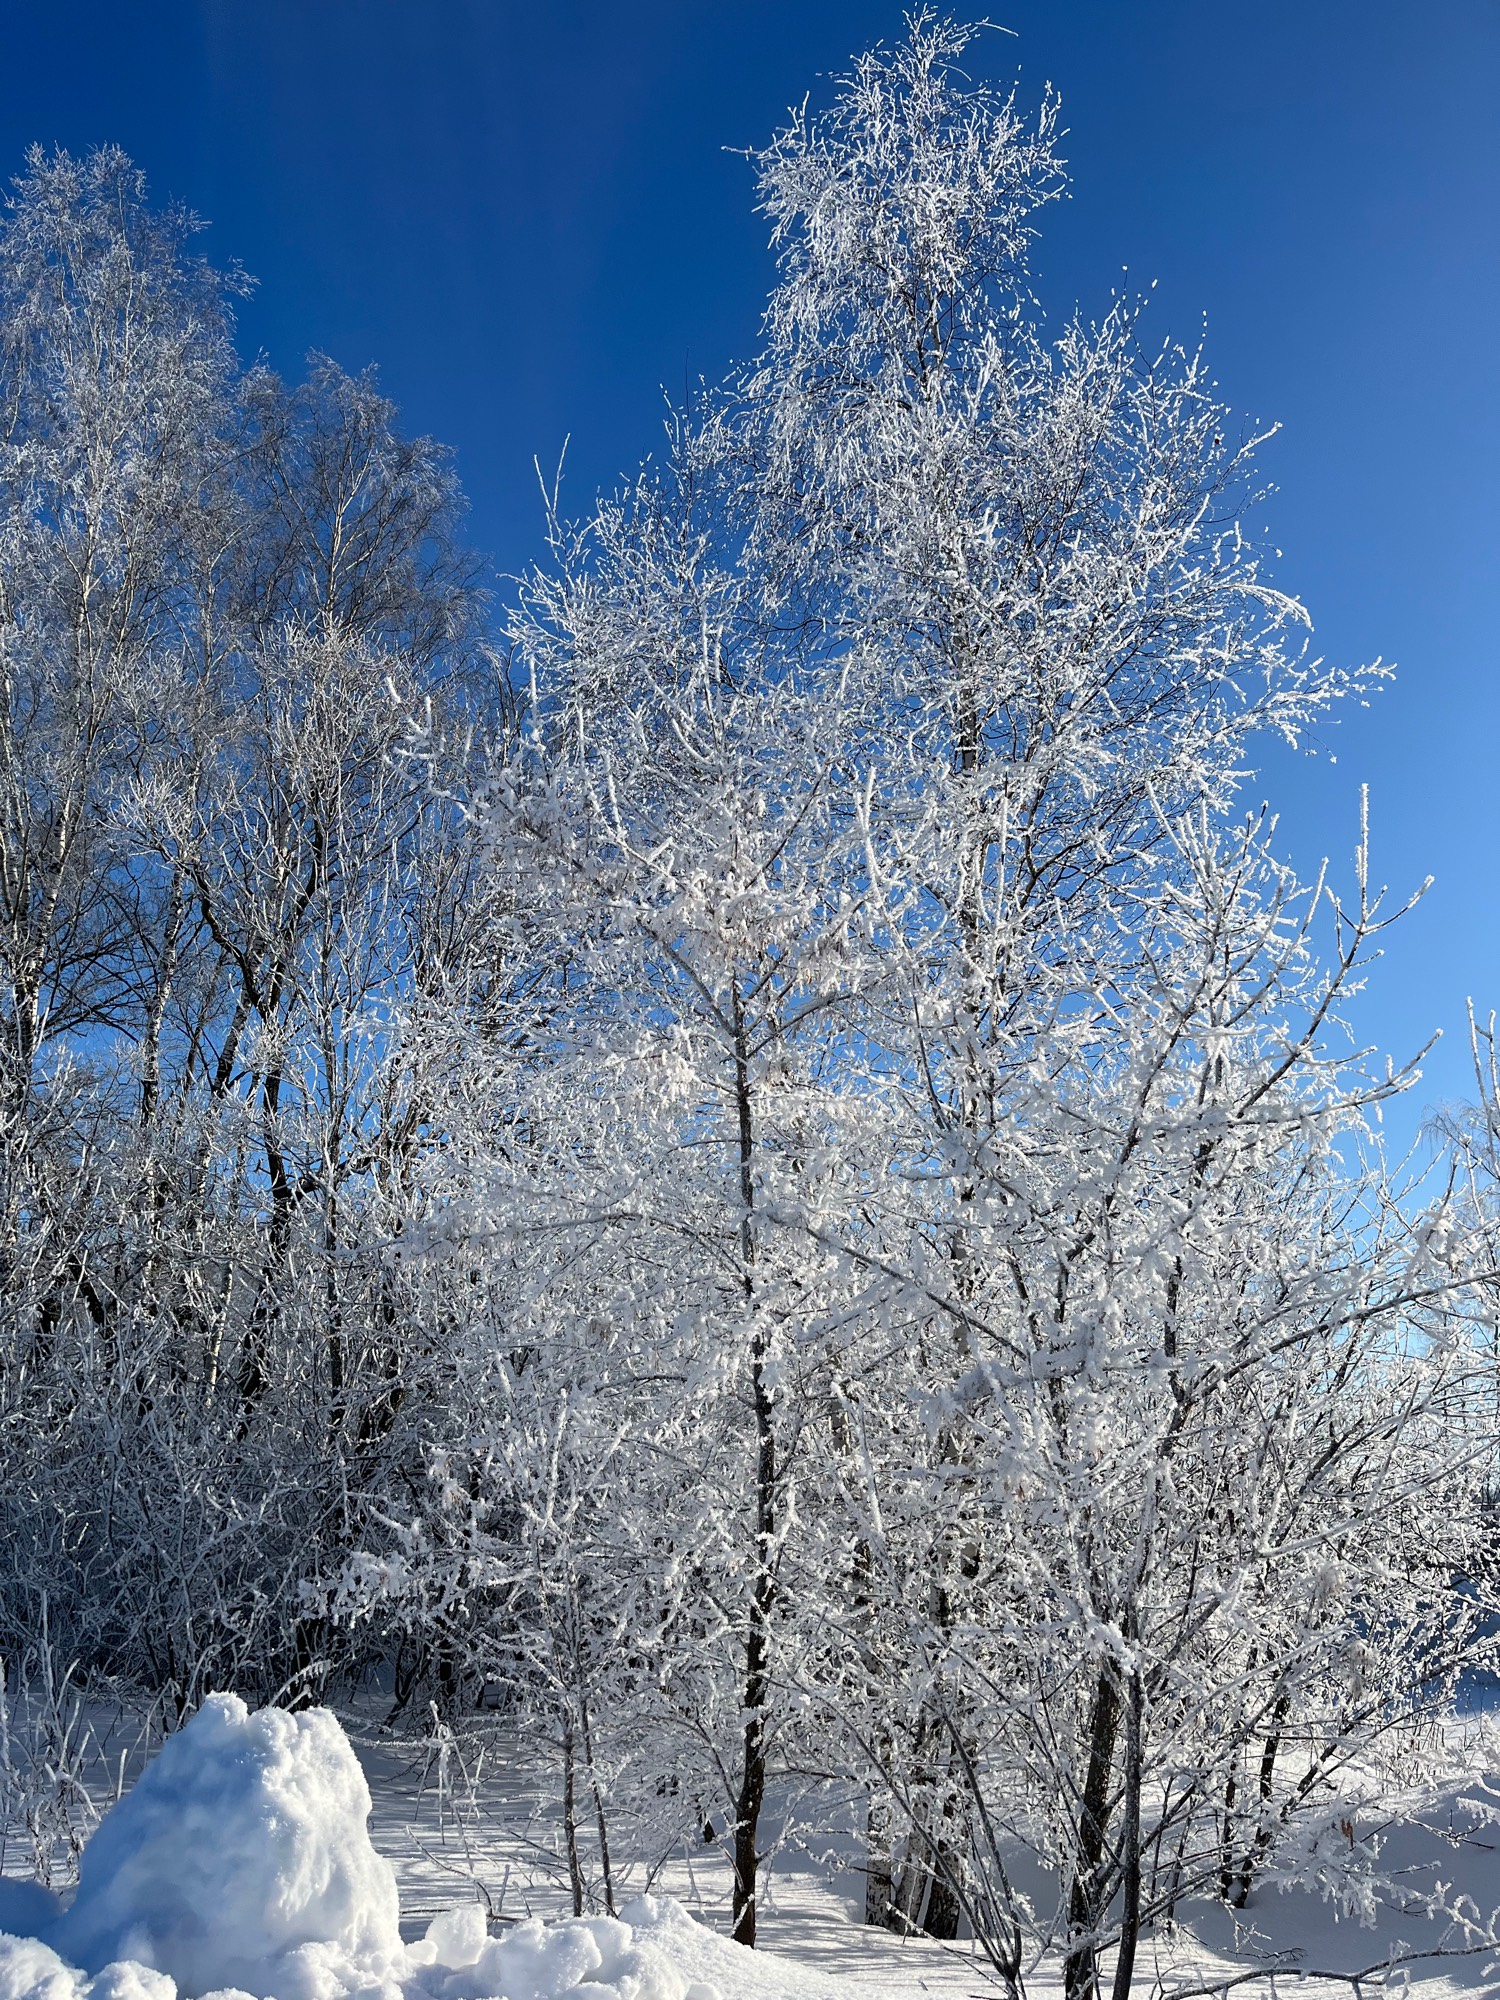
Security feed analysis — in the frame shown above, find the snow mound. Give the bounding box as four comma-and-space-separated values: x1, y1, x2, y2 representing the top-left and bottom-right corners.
50, 1693, 403, 2000
0, 1909, 723, 2000
611, 1904, 837, 2000
0, 1931, 175, 2000
407, 1897, 720, 2000
0, 1698, 730, 2000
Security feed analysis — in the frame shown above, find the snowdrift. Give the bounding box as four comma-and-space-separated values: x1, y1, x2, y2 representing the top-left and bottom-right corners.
0, 1695, 733, 2000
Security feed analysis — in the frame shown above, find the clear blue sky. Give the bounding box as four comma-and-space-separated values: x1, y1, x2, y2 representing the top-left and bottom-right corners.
2, 1, 1496, 1145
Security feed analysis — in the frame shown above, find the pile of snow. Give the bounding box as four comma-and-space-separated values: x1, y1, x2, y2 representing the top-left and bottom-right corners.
53, 1695, 403, 2000
405, 1905, 723, 2000
0, 1695, 726, 2000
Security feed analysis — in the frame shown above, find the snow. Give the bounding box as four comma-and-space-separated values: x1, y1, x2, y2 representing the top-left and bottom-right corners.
0, 1697, 769, 2000
405, 1902, 729, 2000
8, 1695, 1500, 2000
0, 1935, 174, 2000
48, 1696, 403, 2000
0, 1891, 63, 1947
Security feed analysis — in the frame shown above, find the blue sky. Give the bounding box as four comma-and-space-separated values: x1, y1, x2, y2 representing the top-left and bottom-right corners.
2, 0, 1496, 1145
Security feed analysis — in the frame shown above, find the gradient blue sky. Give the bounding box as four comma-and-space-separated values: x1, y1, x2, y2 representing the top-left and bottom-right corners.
2, 1, 1496, 1144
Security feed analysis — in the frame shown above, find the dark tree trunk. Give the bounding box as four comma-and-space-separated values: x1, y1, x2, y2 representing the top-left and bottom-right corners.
562, 1718, 584, 1916
1064, 1661, 1122, 2000
730, 994, 774, 1949
731, 1338, 775, 1946
1110, 1669, 1143, 2000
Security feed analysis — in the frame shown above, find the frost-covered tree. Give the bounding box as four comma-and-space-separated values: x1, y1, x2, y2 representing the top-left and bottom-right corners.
363, 17, 1500, 1982
809, 794, 1496, 1998
345, 423, 885, 1941
721, 17, 1463, 1965
0, 145, 244, 1109
0, 146, 501, 1709
2, 33, 1496, 2000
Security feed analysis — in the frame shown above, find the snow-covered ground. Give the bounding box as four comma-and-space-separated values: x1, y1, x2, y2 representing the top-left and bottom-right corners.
4, 1697, 1500, 2000
354, 1707, 1500, 2000
343, 1710, 986, 1998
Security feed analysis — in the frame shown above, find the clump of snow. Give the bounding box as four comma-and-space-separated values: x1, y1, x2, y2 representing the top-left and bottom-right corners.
47, 1694, 402, 2000
0, 1931, 175, 2000
0, 1698, 729, 2000
0, 1909, 725, 2000
613, 1904, 834, 2000
407, 1898, 721, 2000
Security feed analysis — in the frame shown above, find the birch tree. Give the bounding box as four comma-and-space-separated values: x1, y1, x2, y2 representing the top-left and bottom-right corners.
419, 426, 877, 1944
0, 149, 499, 1705
732, 13, 1398, 1946
816, 795, 1496, 1997
375, 25, 1497, 1981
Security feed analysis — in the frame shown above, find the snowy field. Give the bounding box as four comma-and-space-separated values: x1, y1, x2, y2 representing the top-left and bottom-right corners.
5, 1699, 1500, 2000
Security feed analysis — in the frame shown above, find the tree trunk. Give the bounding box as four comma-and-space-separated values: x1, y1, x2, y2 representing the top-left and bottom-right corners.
730, 994, 774, 1949
1110, 1668, 1143, 2000
1064, 1661, 1122, 2000
580, 1694, 615, 1916
1231, 1693, 1288, 1908
894, 1775, 963, 1941
732, 1336, 774, 1947
865, 1782, 896, 1929
562, 1718, 584, 1917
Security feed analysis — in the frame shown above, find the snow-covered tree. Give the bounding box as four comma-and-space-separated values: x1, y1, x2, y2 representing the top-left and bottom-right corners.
809, 793, 1496, 1997
717, 19, 1482, 1970
368, 19, 1499, 1982
2, 35, 1496, 2000
0, 148, 500, 1708
345, 421, 886, 1940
